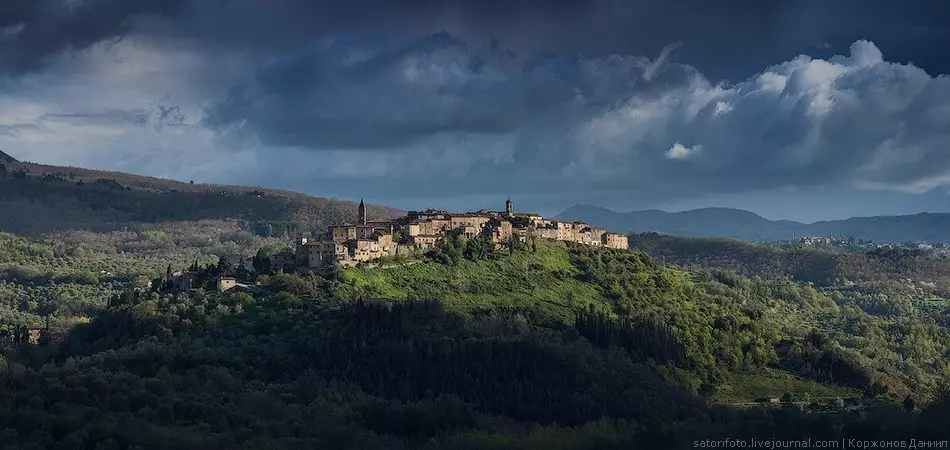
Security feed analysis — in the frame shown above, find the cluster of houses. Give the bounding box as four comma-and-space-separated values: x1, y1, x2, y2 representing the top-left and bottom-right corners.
163, 198, 630, 290
0, 324, 43, 346
296, 198, 629, 269
795, 236, 950, 256
798, 236, 834, 246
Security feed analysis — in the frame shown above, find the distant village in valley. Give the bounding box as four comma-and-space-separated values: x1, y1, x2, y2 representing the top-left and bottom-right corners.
296, 197, 628, 270
779, 235, 950, 257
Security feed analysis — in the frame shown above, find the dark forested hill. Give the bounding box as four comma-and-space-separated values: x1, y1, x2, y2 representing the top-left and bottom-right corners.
0, 156, 402, 236
2, 235, 948, 448
557, 204, 950, 243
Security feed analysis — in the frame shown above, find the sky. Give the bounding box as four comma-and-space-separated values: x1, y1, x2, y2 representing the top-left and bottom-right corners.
1, 0, 949, 223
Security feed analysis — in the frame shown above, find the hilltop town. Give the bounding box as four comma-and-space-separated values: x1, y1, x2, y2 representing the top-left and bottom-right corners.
295, 198, 629, 269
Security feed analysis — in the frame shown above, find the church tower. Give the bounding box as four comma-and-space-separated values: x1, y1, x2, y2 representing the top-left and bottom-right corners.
358, 199, 367, 225
505, 198, 513, 215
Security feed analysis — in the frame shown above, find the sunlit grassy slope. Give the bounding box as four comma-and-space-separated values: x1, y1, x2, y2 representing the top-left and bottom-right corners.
339, 243, 603, 322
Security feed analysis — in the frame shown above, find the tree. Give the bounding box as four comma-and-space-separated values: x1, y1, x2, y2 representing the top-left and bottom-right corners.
253, 248, 273, 274
698, 383, 717, 398
231, 292, 254, 306
865, 381, 889, 399
903, 395, 916, 412
274, 292, 300, 308
505, 235, 525, 254
133, 276, 152, 291
463, 236, 494, 261
781, 392, 795, 404
235, 258, 251, 280
216, 255, 233, 275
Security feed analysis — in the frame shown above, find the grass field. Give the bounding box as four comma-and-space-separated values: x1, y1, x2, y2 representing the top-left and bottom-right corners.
714, 368, 859, 403
339, 243, 604, 322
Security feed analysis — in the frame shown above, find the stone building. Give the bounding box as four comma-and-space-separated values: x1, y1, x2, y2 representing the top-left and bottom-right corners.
407, 218, 452, 237
169, 271, 198, 290
0, 325, 43, 346
602, 232, 629, 250
487, 217, 513, 243
270, 249, 297, 272
218, 277, 237, 292
299, 204, 399, 268
408, 234, 442, 249
327, 223, 391, 242
535, 224, 560, 240
295, 197, 630, 270
25, 326, 42, 345
449, 214, 492, 231
406, 209, 452, 221
348, 233, 397, 264
576, 226, 606, 247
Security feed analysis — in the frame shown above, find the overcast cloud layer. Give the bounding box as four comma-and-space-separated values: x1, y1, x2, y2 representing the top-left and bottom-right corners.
1, 0, 949, 220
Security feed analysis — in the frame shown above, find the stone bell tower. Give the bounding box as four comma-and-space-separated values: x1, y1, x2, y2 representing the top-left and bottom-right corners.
358, 199, 367, 225
505, 198, 513, 215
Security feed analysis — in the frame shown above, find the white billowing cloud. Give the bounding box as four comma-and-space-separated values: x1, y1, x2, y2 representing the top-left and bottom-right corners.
713, 101, 732, 115
665, 143, 701, 160
844, 39, 884, 68
574, 40, 950, 194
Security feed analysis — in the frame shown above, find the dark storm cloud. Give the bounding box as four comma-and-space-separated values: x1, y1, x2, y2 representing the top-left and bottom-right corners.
0, 0, 187, 74
174, 0, 949, 79
4, 0, 950, 216
203, 34, 950, 203
202, 31, 659, 150
6, 0, 950, 79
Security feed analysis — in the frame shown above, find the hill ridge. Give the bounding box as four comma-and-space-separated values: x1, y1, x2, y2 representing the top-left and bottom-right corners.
0, 149, 17, 163
16, 159, 341, 199
556, 203, 950, 243
0, 157, 404, 235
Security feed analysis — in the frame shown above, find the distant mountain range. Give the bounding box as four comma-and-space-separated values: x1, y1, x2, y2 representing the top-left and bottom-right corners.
7, 149, 950, 244
556, 204, 950, 243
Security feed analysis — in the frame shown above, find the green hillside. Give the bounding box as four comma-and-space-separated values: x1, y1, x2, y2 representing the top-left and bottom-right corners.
0, 226, 282, 336
337, 239, 950, 401
2, 233, 950, 447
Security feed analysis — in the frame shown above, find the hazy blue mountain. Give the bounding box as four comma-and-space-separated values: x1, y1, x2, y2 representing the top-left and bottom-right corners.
556, 204, 950, 243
